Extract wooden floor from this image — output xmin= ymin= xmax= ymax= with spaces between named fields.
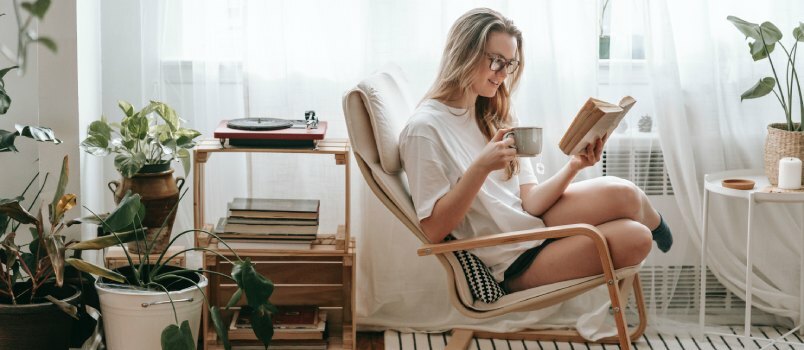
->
xmin=357 ymin=332 xmax=385 ymax=350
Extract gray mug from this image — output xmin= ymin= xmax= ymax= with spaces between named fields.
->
xmin=504 ymin=127 xmax=543 ymax=157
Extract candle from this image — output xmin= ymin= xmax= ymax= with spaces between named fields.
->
xmin=778 ymin=157 xmax=803 ymax=190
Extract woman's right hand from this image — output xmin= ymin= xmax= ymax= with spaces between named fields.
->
xmin=472 ymin=128 xmax=517 ymax=173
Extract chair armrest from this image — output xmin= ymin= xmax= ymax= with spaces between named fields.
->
xmin=417 ymin=223 xmax=606 ymax=256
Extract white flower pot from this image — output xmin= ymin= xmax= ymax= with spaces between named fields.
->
xmin=96 ymin=272 xmax=208 ymax=350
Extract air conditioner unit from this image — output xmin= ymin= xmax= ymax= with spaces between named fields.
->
xmin=603 ymin=134 xmax=763 ymax=319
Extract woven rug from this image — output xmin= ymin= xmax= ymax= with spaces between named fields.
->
xmin=384 ymin=326 xmax=804 ymax=350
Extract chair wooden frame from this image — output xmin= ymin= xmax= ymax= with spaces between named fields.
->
xmin=343 ymin=86 xmax=647 ymax=350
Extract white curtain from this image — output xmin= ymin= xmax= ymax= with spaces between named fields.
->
xmin=97 ymin=0 xmax=804 ymax=335
xmin=643 ymin=0 xmax=803 ymax=326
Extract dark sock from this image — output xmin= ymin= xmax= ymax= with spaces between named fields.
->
xmin=651 ymin=214 xmax=673 ymax=253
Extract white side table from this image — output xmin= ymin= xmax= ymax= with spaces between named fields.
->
xmin=699 ymin=169 xmax=804 ymax=347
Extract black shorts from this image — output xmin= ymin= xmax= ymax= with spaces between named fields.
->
xmin=502 ymin=238 xmax=558 ymax=288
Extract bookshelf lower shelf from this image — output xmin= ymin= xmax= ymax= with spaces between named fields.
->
xmin=200 ymin=231 xmax=355 ymax=350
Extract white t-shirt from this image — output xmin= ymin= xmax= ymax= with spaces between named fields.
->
xmin=399 ymin=99 xmax=546 ymax=282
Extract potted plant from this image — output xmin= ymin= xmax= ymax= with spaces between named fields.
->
xmin=0 ymin=156 xmax=100 ymax=349
xmin=727 ymin=16 xmax=804 ymax=185
xmin=64 ymin=190 xmax=276 ymax=350
xmin=81 ymin=100 xmax=201 ymax=254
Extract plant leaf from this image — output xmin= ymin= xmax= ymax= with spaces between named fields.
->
xmin=80 ymin=135 xmax=110 ymax=156
xmin=758 ymin=21 xmax=783 ymax=44
xmin=44 ymin=295 xmax=79 ymax=320
xmin=794 ymin=22 xmax=804 ymax=42
xmin=161 ymin=320 xmax=196 ymax=350
xmin=2 ymin=232 xmax=18 ymax=267
xmin=15 ymin=124 xmax=62 ymax=144
xmin=0 ymin=196 xmax=37 ymax=224
xmin=115 ymin=152 xmax=146 ymax=178
xmin=20 ymin=0 xmax=51 ymax=19
xmin=232 ymin=259 xmax=274 ymax=307
xmin=750 ymin=41 xmax=775 ymax=61
xmin=741 ymin=77 xmax=776 ymax=100
xmin=152 ymin=101 xmax=180 ymax=132
xmin=226 ymin=288 xmax=243 ymax=309
xmin=178 ymin=148 xmax=190 ymax=176
xmin=0 ymin=66 xmax=18 ymax=79
xmin=210 ymin=306 xmax=232 ymax=350
xmin=727 ymin=15 xmax=761 ymax=39
xmin=118 ymin=100 xmax=135 ymax=117
xmin=44 ymin=230 xmax=66 ymax=287
xmin=95 ymin=191 xmax=145 ymax=233
xmin=249 ymin=304 xmax=275 ymax=347
xmin=49 ymin=155 xmax=69 ymax=225
xmin=67 ymin=227 xmax=144 ymax=250
xmin=65 ymin=258 xmax=125 ymax=283
xmin=0 ymin=66 xmax=17 ymax=115
xmin=0 ymin=129 xmax=18 ymax=152
xmin=33 ymin=36 xmax=57 ymax=53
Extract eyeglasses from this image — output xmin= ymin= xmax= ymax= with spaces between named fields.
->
xmin=485 ymin=52 xmax=520 ymax=74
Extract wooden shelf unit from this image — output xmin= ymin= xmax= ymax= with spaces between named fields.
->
xmin=192 ymin=138 xmax=355 ymax=350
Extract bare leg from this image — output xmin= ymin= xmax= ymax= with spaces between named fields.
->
xmin=506 ymin=176 xmax=657 ymax=292
xmin=506 ymin=219 xmax=651 ymax=291
xmin=541 ymin=176 xmax=661 ymax=230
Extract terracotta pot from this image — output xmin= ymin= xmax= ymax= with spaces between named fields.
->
xmin=108 ymin=164 xmax=185 ymax=254
xmin=0 ymin=284 xmax=81 ymax=350
xmin=764 ymin=123 xmax=804 ymax=185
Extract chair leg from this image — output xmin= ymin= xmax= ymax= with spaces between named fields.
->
xmin=604 ymin=275 xmax=631 ymax=350
xmin=446 ymin=329 xmax=474 ymax=350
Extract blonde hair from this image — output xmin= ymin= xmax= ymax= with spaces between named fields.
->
xmin=426 ymin=8 xmax=524 ymax=179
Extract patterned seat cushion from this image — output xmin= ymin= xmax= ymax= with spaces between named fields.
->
xmin=445 ymin=235 xmax=507 ymax=304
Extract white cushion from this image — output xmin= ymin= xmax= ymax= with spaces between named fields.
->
xmin=355 ymin=65 xmax=414 ymax=174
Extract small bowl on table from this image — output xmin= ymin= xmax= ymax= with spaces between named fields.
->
xmin=721 ymin=179 xmax=755 ymax=190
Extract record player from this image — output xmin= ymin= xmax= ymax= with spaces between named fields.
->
xmin=214 ymin=111 xmax=327 ymax=148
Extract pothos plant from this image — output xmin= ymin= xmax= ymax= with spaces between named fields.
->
xmin=81 ymin=100 xmax=202 ymax=178
xmin=728 ymin=16 xmax=804 ymax=132
xmin=65 ymin=189 xmax=277 ymax=350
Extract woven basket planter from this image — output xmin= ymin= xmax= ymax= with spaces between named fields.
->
xmin=764 ymin=123 xmax=804 ymax=185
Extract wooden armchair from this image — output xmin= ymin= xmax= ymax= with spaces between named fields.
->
xmin=342 ymin=67 xmax=647 ymax=350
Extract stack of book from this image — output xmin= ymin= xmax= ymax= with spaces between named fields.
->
xmin=229 ymin=305 xmax=327 ymax=350
xmin=215 ymin=198 xmax=319 ymax=250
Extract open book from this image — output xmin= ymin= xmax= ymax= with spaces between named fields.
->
xmin=559 ymin=96 xmax=636 ymax=155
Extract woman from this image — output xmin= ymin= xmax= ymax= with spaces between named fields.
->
xmin=398 ymin=8 xmax=672 ymax=294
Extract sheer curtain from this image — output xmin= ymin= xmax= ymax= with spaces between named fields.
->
xmin=642 ymin=0 xmax=804 ymax=326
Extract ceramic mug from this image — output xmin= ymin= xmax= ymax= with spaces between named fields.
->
xmin=504 ymin=127 xmax=543 ymax=157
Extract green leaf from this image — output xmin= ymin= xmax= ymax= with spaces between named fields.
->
xmin=33 ymin=37 xmax=57 ymax=53
xmin=750 ymin=41 xmax=775 ymax=61
xmin=0 ymin=66 xmax=18 ymax=79
xmin=210 ymin=307 xmax=232 ymax=350
xmin=88 ymin=119 xmax=113 ymax=141
xmin=20 ymin=0 xmax=51 ymax=19
xmin=44 ymin=230 xmax=66 ymax=287
xmin=249 ymin=305 xmax=275 ymax=347
xmin=741 ymin=77 xmax=776 ymax=100
xmin=0 ymin=85 xmax=10 ymax=115
xmin=67 ymin=227 xmax=145 ymax=250
xmin=99 ymin=191 xmax=145 ymax=233
xmin=0 ymin=197 xmax=38 ymax=224
xmin=126 ymin=115 xmax=149 ymax=140
xmin=161 ymin=320 xmax=195 ymax=350
xmin=49 ymin=156 xmax=69 ymax=225
xmin=15 ymin=124 xmax=62 ymax=144
xmin=178 ymin=148 xmax=190 ymax=176
xmin=758 ymin=21 xmax=783 ymax=44
xmin=794 ymin=22 xmax=804 ymax=42
xmin=80 ymin=135 xmax=110 ymax=156
xmin=66 ymin=258 xmax=125 ymax=283
xmin=232 ymin=259 xmax=274 ymax=307
xmin=0 ymin=129 xmax=18 ymax=152
xmin=226 ymin=288 xmax=243 ymax=309
xmin=115 ymin=152 xmax=147 ymax=178
xmin=118 ymin=100 xmax=135 ymax=117
xmin=2 ymin=232 xmax=18 ymax=267
xmin=152 ymin=102 xmax=180 ymax=132
xmin=727 ymin=16 xmax=761 ymax=39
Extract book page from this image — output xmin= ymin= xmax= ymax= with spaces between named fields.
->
xmin=561 ymin=96 xmax=636 ymax=155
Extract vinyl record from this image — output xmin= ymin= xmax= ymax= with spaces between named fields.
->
xmin=226 ymin=118 xmax=294 ymax=131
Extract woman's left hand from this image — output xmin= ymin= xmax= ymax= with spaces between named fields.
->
xmin=569 ymin=134 xmax=607 ymax=171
